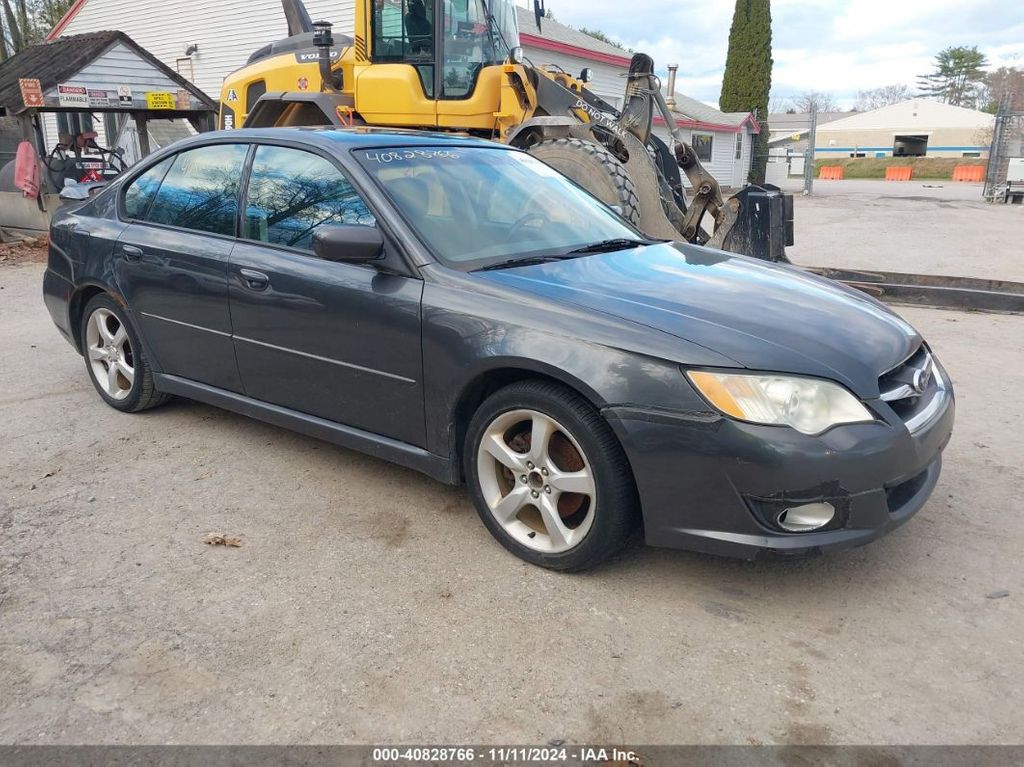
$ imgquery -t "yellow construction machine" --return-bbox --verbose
[219,0,792,260]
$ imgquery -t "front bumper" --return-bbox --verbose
[604,375,955,560]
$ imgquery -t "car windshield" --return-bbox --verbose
[355,146,643,269]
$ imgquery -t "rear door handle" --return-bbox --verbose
[120,245,143,262]
[239,268,270,291]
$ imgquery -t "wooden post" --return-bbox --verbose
[133,112,151,158]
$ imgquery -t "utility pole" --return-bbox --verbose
[803,101,818,195]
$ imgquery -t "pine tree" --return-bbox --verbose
[917,46,989,108]
[719,0,773,183]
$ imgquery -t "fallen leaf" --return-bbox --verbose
[204,532,242,547]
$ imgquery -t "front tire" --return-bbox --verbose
[80,294,169,413]
[464,380,638,571]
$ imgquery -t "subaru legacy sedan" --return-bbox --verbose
[43,128,954,571]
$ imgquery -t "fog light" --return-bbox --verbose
[776,502,835,532]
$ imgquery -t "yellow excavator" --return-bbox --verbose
[219,0,792,260]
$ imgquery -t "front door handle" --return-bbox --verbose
[239,268,270,291]
[120,245,143,262]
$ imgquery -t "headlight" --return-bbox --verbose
[686,370,874,435]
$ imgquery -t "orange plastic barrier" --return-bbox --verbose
[885,166,913,181]
[819,166,844,180]
[952,165,985,182]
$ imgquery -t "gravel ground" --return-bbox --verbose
[786,180,1024,282]
[1,203,1022,745]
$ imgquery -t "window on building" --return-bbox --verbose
[56,112,94,141]
[962,151,981,158]
[735,132,743,160]
[243,145,376,252]
[146,144,249,236]
[692,133,713,162]
[103,113,125,148]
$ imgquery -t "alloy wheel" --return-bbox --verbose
[476,408,596,553]
[85,307,135,401]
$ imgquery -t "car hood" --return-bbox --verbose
[474,242,921,396]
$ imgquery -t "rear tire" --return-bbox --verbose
[80,294,169,413]
[527,138,642,226]
[464,380,639,571]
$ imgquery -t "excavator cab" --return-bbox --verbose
[221,0,794,263]
[222,0,521,131]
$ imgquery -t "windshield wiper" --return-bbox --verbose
[475,255,580,272]
[564,238,652,255]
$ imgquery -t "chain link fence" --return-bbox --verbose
[984,100,1024,202]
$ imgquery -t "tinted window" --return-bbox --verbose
[146,144,248,236]
[243,145,376,251]
[123,157,173,219]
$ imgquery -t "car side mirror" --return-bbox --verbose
[312,224,384,263]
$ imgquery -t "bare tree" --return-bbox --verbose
[792,91,839,113]
[767,93,789,114]
[854,83,911,111]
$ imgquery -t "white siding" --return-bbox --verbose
[653,125,742,189]
[60,0,356,99]
[733,128,751,187]
[521,47,625,109]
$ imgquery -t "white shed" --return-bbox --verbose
[653,92,758,189]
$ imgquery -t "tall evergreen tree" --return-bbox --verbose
[917,46,988,108]
[719,0,773,183]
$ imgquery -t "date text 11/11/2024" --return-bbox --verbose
[370,746,640,763]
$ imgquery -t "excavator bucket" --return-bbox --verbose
[611,53,793,261]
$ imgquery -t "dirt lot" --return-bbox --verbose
[786,180,1024,282]
[1,189,1022,745]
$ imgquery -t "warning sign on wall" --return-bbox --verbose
[57,84,89,107]
[19,78,44,108]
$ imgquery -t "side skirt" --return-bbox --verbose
[154,373,459,485]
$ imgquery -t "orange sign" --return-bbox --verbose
[19,78,44,108]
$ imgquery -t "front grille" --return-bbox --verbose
[878,344,947,432]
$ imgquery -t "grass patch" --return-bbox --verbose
[813,157,986,180]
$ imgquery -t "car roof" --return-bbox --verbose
[173,126,506,152]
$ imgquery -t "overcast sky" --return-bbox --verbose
[534,0,1024,110]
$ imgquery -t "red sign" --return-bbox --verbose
[19,78,44,108]
[297,76,309,91]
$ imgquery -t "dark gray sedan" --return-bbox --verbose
[43,128,954,570]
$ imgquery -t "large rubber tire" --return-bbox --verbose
[464,379,639,572]
[526,138,642,226]
[79,294,170,413]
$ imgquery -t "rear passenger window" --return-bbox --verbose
[123,157,173,220]
[243,145,376,252]
[146,144,248,236]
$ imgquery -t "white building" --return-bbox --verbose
[814,99,994,159]
[47,0,756,186]
[654,92,758,189]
